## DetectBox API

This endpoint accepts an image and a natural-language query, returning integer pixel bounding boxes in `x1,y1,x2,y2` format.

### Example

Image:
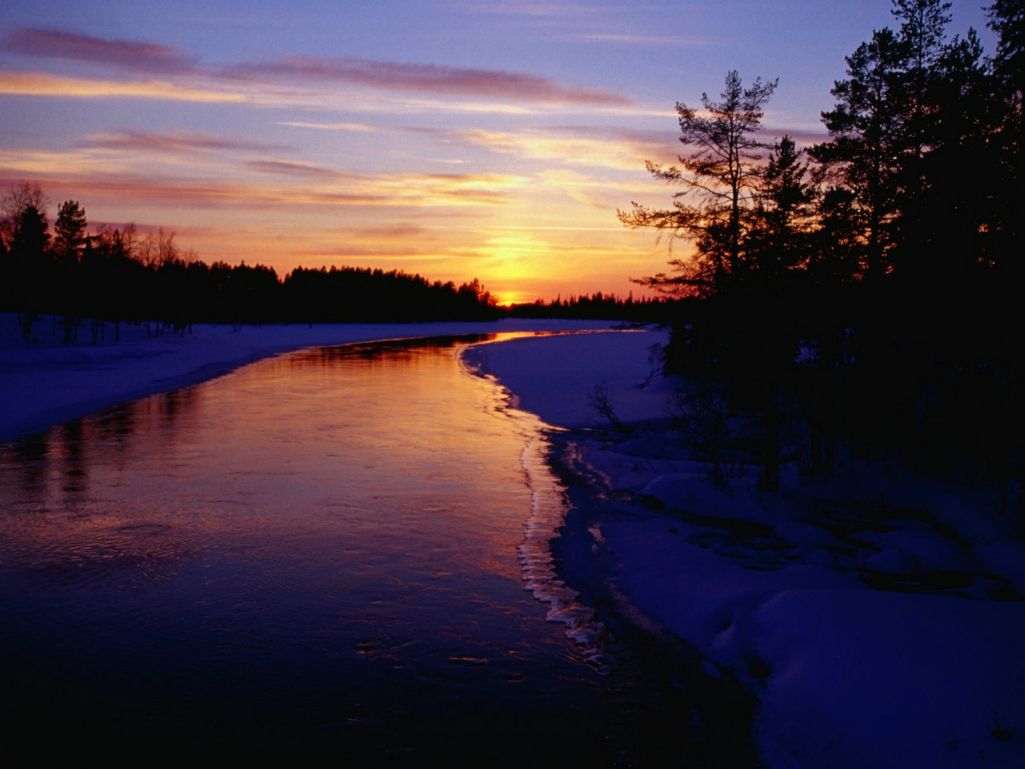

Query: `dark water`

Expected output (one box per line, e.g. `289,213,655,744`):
0,334,691,768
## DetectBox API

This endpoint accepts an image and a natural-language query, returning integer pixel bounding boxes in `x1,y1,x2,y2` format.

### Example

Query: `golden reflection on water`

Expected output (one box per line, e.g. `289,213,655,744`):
0,331,558,596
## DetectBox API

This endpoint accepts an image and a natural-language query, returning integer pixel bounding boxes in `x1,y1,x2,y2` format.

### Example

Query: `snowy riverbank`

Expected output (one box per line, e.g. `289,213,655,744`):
3,315,1024,767
0,313,616,445
465,330,1025,769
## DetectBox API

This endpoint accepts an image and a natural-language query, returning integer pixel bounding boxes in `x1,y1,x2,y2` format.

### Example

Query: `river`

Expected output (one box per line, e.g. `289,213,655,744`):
0,334,698,767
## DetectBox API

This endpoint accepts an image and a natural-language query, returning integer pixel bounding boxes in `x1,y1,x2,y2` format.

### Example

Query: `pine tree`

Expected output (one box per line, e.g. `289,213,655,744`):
54,200,88,263
619,70,777,296
811,27,906,280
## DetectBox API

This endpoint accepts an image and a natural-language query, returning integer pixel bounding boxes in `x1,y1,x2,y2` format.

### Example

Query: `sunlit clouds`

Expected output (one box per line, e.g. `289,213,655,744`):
85,130,287,154
0,1,951,300
277,121,379,133
447,126,675,172
0,23,664,299
226,56,631,106
1,26,633,111
0,71,250,103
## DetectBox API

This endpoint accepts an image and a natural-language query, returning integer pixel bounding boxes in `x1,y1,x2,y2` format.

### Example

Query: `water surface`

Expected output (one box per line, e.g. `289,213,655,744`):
0,334,690,767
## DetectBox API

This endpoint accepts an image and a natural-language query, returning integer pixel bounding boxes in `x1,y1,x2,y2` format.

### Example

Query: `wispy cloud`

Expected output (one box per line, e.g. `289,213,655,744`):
86,130,285,154
470,1,597,17
396,97,538,115
2,25,632,110
1,27,197,73
571,32,715,46
427,125,675,172
0,157,528,210
228,56,630,106
372,172,527,207
758,125,830,147
536,168,657,209
0,71,248,103
277,120,379,133
246,159,349,180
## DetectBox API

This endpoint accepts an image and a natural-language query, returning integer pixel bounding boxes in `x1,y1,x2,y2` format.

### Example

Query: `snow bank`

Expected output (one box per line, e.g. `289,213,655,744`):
471,328,1025,769
0,313,617,444
462,328,673,427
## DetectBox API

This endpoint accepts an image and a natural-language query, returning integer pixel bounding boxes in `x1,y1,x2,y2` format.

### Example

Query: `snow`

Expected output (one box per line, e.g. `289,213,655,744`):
0,313,618,445
4,314,1024,768
470,328,1025,769
462,328,675,428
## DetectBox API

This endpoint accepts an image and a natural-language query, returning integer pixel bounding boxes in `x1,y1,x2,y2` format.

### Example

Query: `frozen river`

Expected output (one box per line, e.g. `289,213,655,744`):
0,334,689,767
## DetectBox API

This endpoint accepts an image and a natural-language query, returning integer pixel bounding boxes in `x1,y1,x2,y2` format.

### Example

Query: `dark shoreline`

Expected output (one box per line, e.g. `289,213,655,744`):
545,426,760,769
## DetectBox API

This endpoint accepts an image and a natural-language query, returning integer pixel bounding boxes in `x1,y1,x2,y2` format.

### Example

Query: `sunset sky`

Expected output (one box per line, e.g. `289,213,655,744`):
0,1,994,304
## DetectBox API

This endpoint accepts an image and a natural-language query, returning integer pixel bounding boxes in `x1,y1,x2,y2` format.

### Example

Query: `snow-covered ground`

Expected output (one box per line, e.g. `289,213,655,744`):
0,313,617,444
468,330,1025,769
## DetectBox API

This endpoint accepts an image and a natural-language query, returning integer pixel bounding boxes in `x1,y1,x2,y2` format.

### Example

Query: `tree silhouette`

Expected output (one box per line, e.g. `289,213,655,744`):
812,27,906,280
619,70,777,296
747,136,816,283
1,184,49,339
54,201,88,263
988,0,1024,282
1,183,47,257
10,204,48,261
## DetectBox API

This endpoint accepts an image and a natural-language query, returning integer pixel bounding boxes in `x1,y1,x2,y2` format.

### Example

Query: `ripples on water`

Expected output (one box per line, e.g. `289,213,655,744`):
0,333,690,767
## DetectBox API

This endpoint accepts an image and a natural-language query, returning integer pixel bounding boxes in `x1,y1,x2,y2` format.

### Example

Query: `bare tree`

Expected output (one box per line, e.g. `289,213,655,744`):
1,182,47,253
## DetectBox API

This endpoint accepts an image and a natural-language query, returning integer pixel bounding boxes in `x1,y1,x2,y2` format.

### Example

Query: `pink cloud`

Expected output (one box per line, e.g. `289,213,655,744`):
245,159,348,180
2,27,631,107
230,56,631,106
2,27,196,73
86,130,286,154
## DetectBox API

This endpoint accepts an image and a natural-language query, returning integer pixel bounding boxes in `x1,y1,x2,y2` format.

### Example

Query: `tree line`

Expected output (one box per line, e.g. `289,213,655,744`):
621,0,1023,496
0,181,688,337
506,292,688,322
0,188,499,338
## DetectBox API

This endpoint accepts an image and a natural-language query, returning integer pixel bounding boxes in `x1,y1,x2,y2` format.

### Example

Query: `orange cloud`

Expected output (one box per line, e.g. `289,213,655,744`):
0,71,248,103
0,163,527,210
449,127,668,172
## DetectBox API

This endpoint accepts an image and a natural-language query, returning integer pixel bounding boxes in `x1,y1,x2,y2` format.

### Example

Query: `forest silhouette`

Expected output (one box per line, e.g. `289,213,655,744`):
0,198,502,331
0,189,673,331
618,0,1023,493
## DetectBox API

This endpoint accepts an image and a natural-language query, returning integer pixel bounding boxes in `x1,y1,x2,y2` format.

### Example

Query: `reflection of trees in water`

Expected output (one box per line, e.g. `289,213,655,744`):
59,419,87,499
0,422,89,505
291,334,497,368
5,433,49,497
2,330,570,505
289,331,576,370
95,401,137,470
2,385,203,500
153,386,197,428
